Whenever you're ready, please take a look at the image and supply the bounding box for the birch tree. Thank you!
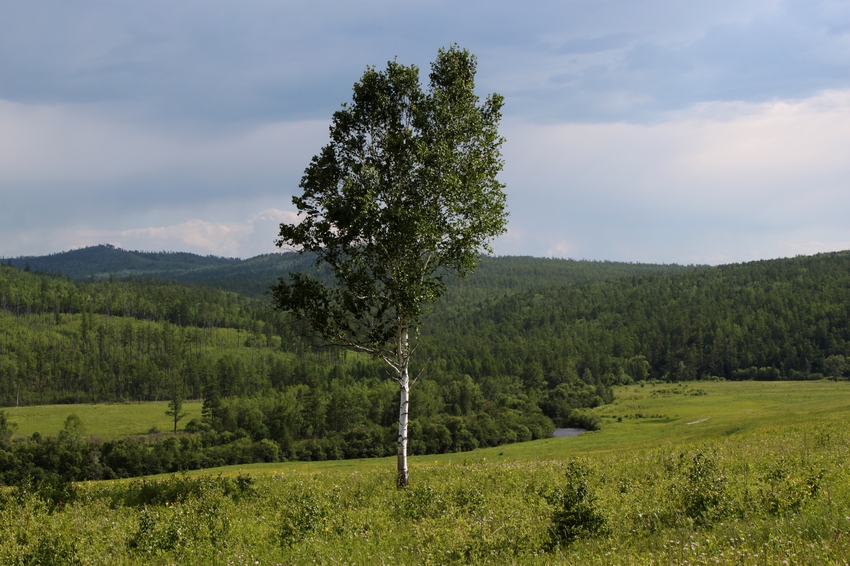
[271,45,507,487]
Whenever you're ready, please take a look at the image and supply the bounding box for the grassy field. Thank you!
[3,401,203,439]
[2,380,849,564]
[4,380,847,471]
[138,379,849,478]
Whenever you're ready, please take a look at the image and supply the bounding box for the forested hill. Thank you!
[5,244,698,302]
[5,246,318,300]
[2,250,850,473]
[422,250,850,387]
[5,249,849,391]
[0,264,574,465]
[6,244,242,279]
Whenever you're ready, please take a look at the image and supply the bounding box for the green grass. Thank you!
[155,380,850,478]
[497,379,850,459]
[3,401,203,439]
[3,380,850,564]
[5,380,847,466]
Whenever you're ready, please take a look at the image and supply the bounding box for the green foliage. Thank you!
[12,473,79,513]
[272,45,506,354]
[421,250,850,388]
[2,411,849,563]
[272,45,508,485]
[677,448,727,524]
[58,413,85,445]
[127,484,236,560]
[276,490,326,546]
[117,473,255,507]
[757,455,825,516]
[547,459,606,545]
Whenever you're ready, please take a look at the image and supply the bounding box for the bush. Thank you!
[562,409,601,431]
[548,459,606,546]
[118,473,255,508]
[251,439,280,463]
[13,473,78,512]
[678,448,727,524]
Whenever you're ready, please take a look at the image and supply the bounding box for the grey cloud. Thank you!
[3,0,850,261]
[498,1,850,122]
[555,33,637,55]
[8,0,842,126]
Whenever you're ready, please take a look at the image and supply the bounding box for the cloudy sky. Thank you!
[2,0,849,264]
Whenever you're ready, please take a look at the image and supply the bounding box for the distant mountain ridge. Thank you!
[6,245,700,302]
[6,245,313,297]
[6,244,243,279]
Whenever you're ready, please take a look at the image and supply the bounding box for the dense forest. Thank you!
[0,258,590,476]
[2,248,849,478]
[422,251,850,387]
[5,244,696,301]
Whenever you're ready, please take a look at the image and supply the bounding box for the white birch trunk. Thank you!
[396,328,410,487]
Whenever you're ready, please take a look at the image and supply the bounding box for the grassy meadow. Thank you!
[2,380,849,564]
[4,401,203,440]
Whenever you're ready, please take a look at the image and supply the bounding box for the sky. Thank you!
[2,0,849,265]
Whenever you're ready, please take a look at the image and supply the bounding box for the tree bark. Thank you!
[397,365,410,487]
[396,329,410,487]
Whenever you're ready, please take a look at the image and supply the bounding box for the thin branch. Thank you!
[412,356,431,385]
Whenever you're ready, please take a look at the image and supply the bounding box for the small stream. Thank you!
[552,428,587,438]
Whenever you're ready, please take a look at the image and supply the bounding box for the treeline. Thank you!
[0,265,580,479]
[0,265,310,404]
[0,261,615,412]
[422,251,850,387]
[7,244,697,301]
[0,393,554,483]
[0,264,288,330]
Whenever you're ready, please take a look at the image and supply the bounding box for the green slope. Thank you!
[423,250,850,384]
[7,245,698,303]
[6,244,241,279]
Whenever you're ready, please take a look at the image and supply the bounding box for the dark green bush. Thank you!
[679,449,727,524]
[548,459,606,546]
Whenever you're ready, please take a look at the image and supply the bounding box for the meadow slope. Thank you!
[2,380,848,564]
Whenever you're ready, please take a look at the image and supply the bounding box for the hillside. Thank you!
[6,244,698,302]
[423,250,850,387]
[4,249,850,478]
[0,265,572,469]
[5,244,241,279]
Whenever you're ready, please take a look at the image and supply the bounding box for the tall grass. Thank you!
[2,381,849,564]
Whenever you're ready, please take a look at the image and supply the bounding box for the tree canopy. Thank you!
[272,45,508,485]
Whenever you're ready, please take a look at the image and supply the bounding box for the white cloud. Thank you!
[114,209,301,257]
[7,209,300,259]
[0,98,326,196]
[545,240,581,259]
[504,89,850,203]
[496,88,850,263]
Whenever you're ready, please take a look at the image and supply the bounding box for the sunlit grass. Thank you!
[150,380,850,478]
[4,401,203,439]
[3,380,849,564]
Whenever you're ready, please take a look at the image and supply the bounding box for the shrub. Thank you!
[678,448,727,524]
[547,459,606,546]
[277,491,325,547]
[759,456,825,516]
